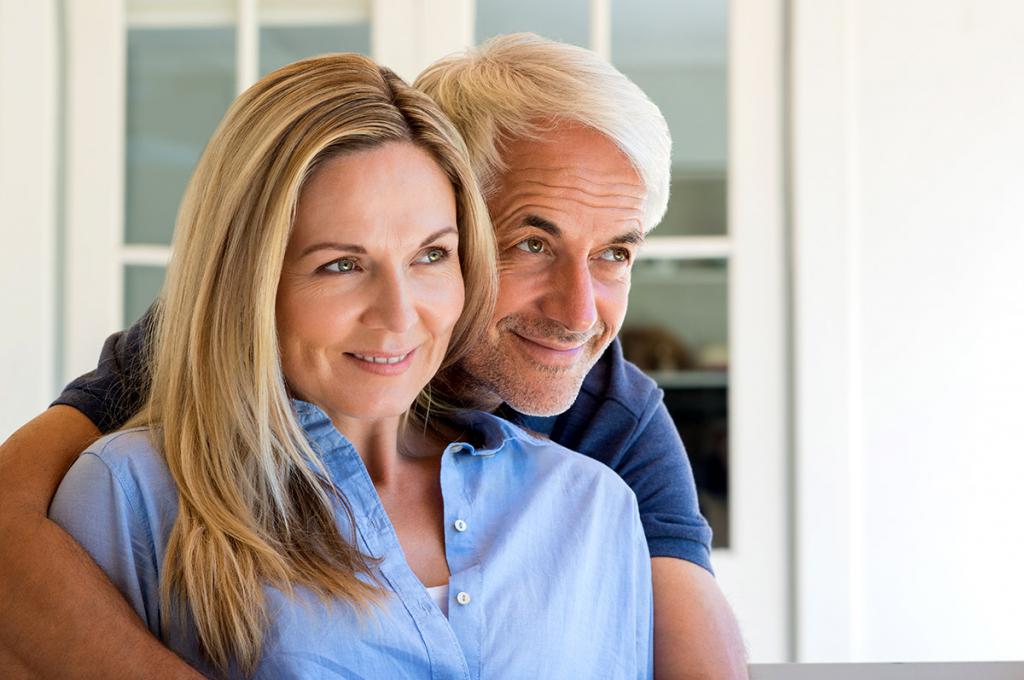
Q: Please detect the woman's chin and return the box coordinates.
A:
[311,393,421,424]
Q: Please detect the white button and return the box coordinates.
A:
[454,519,468,532]
[456,591,471,606]
[449,444,464,453]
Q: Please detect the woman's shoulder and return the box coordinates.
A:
[85,426,160,466]
[78,426,176,503]
[463,410,639,505]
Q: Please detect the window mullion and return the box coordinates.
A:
[236,0,259,92]
[589,0,611,60]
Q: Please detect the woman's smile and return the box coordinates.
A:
[344,348,418,375]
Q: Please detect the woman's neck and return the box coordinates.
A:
[328,412,455,487]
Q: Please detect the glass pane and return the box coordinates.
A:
[124,265,166,326]
[660,173,727,236]
[260,23,371,76]
[125,27,236,246]
[612,0,728,236]
[622,258,729,546]
[127,1,234,24]
[475,0,590,46]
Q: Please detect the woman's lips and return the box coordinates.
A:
[344,348,417,375]
[350,351,410,365]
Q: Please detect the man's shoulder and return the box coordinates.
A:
[575,337,661,420]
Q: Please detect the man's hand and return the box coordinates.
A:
[0,406,203,679]
[653,556,748,679]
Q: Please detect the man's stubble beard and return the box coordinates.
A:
[457,314,610,417]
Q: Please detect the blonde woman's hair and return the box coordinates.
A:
[132,53,496,676]
[415,32,672,233]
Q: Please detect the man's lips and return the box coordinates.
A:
[514,333,586,352]
[510,332,588,367]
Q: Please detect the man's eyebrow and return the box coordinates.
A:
[611,229,645,246]
[298,227,457,259]
[522,214,561,237]
[520,215,642,246]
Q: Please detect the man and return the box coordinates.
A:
[0,34,746,678]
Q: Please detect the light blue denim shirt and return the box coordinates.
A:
[49,402,652,679]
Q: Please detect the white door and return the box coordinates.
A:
[63,0,789,661]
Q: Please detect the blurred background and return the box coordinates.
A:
[1,0,1022,665]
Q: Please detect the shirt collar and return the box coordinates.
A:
[446,409,526,457]
[290,399,522,459]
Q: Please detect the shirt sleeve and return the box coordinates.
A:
[51,307,155,433]
[621,390,715,573]
[633,499,654,680]
[47,451,161,631]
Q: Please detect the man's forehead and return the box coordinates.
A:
[501,164,636,191]
[489,163,646,223]
[491,178,645,219]
[496,125,642,197]
[501,123,629,167]
[487,124,646,238]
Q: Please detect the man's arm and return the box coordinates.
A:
[0,406,202,679]
[652,557,747,679]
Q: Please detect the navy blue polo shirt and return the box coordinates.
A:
[54,312,714,573]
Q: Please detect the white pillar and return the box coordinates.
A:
[372,0,474,83]
[0,0,59,438]
[63,0,125,383]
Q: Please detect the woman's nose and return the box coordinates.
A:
[360,269,418,333]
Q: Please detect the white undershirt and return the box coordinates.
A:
[425,583,449,616]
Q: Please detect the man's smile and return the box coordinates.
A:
[508,330,592,369]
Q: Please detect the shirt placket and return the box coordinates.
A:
[299,413,468,680]
[316,426,472,680]
[441,443,486,680]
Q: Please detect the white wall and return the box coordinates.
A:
[0,0,59,440]
[793,0,1024,662]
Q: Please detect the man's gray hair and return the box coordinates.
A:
[415,32,672,233]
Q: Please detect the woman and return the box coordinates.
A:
[49,54,651,679]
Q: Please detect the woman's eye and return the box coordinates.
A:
[322,258,358,273]
[599,247,631,263]
[515,238,546,254]
[416,247,449,264]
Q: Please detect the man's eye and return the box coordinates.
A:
[322,258,358,273]
[599,247,631,263]
[416,247,450,264]
[515,238,546,254]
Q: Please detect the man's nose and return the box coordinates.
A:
[539,258,598,333]
[361,269,418,333]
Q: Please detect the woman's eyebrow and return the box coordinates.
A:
[299,242,366,258]
[418,226,458,247]
[298,227,457,259]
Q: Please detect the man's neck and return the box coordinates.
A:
[440,363,504,413]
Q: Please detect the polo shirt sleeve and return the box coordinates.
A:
[51,306,154,433]
[623,389,715,573]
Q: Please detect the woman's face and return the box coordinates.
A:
[277,141,464,425]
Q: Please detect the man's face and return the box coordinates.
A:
[459,124,646,416]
